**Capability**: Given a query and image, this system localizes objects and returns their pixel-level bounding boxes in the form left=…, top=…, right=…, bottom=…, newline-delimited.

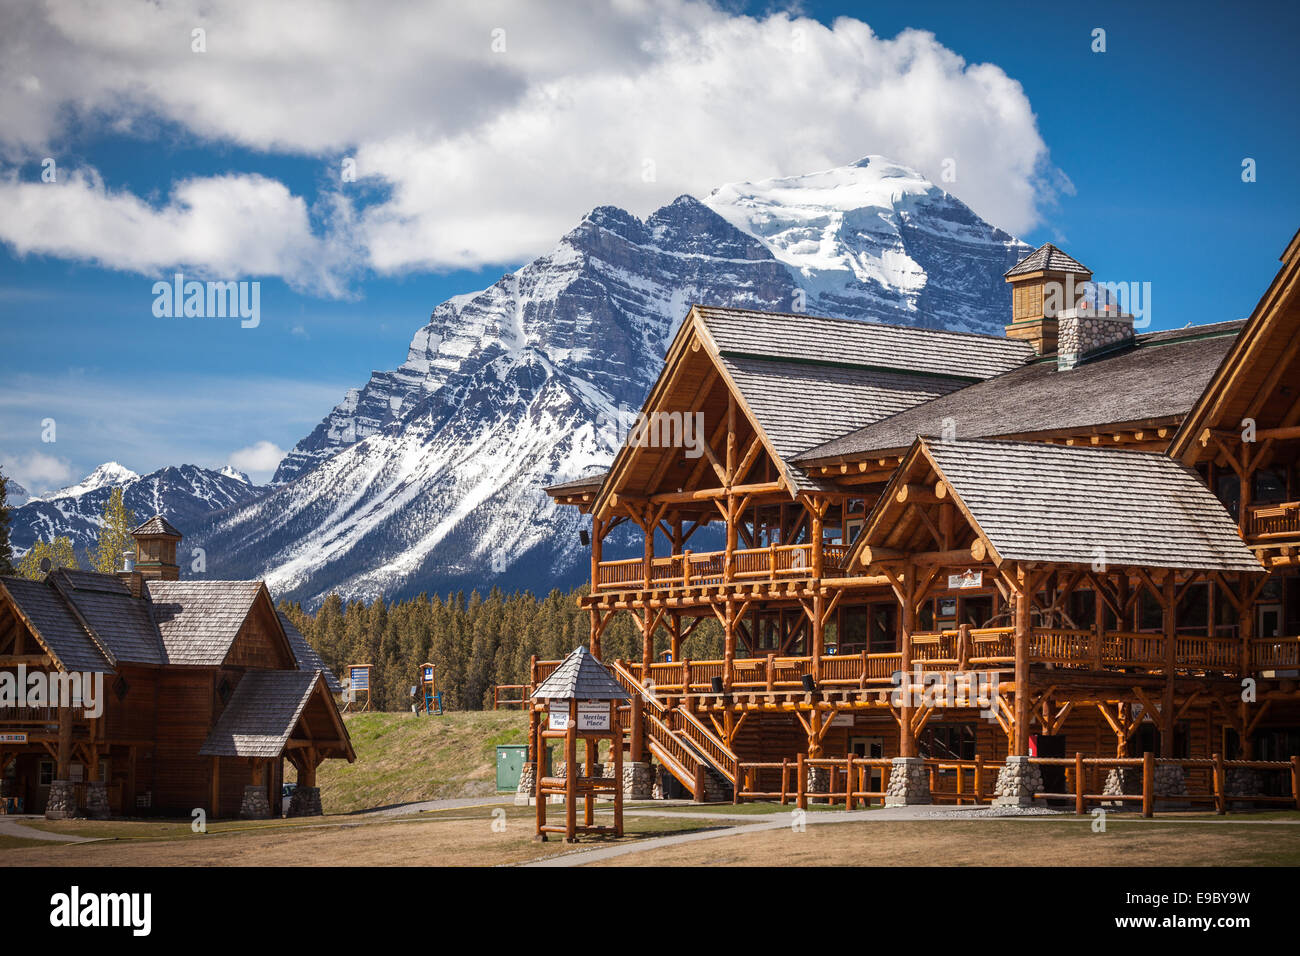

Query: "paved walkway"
left=0, top=816, right=100, bottom=843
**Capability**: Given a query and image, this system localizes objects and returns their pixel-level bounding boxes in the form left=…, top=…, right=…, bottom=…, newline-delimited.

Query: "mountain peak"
left=38, top=461, right=139, bottom=501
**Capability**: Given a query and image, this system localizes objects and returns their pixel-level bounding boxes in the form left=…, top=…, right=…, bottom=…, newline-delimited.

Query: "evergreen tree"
left=92, top=487, right=137, bottom=573
left=0, top=468, right=13, bottom=576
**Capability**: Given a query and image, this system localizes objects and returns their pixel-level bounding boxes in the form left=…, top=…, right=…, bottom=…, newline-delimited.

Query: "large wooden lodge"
left=0, top=518, right=353, bottom=819
left=543, top=232, right=1300, bottom=805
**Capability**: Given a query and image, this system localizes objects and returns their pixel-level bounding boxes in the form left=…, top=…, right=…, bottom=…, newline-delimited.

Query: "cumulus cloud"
left=0, top=0, right=1060, bottom=286
left=228, top=440, right=287, bottom=482
left=1, top=450, right=74, bottom=495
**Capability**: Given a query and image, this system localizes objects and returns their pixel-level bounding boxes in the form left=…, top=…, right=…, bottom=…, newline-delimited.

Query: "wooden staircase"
left=609, top=660, right=737, bottom=801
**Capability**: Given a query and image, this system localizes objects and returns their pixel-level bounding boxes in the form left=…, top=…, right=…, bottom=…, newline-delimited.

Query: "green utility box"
left=496, top=744, right=529, bottom=792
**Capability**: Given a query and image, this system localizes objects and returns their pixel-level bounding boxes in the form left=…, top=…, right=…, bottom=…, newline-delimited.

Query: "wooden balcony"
left=1247, top=500, right=1300, bottom=541
left=534, top=629, right=1300, bottom=692
left=594, top=542, right=852, bottom=592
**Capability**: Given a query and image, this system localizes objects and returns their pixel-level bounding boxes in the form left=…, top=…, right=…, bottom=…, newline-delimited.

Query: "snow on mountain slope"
left=10, top=463, right=264, bottom=559
left=192, top=157, right=1029, bottom=607
left=704, top=156, right=1026, bottom=332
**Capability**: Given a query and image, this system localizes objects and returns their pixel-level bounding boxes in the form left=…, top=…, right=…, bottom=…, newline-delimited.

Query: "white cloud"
left=228, top=440, right=287, bottom=482
left=0, top=169, right=355, bottom=294
left=0, top=0, right=1061, bottom=284
left=1, top=450, right=74, bottom=495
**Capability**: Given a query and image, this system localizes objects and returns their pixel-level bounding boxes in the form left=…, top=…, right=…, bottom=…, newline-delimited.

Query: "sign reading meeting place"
left=548, top=700, right=611, bottom=731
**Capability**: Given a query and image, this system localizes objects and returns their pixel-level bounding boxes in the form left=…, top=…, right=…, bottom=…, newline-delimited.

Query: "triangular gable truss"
left=593, top=306, right=794, bottom=522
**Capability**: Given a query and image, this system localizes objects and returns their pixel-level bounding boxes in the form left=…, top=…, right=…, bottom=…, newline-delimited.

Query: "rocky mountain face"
left=9, top=463, right=260, bottom=562
left=186, top=157, right=1028, bottom=606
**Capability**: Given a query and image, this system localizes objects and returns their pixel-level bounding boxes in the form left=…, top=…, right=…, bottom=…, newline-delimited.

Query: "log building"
left=543, top=231, right=1300, bottom=805
left=0, top=517, right=354, bottom=819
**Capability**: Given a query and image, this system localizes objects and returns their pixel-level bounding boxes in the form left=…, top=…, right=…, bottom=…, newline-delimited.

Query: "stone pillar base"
left=623, top=761, right=653, bottom=799
left=885, top=757, right=931, bottom=806
left=84, top=781, right=111, bottom=819
left=993, top=756, right=1044, bottom=807
left=287, top=785, right=322, bottom=817
left=514, top=762, right=537, bottom=806
left=44, top=780, right=77, bottom=820
left=806, top=764, right=831, bottom=805
left=239, top=784, right=271, bottom=819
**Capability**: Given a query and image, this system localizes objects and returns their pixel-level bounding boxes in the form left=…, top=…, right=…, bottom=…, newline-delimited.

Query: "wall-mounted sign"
left=548, top=707, right=570, bottom=731
left=948, top=570, right=983, bottom=590
left=349, top=666, right=370, bottom=690
left=577, top=700, right=610, bottom=731
left=830, top=713, right=854, bottom=727
left=0, top=732, right=27, bottom=744
left=422, top=666, right=434, bottom=682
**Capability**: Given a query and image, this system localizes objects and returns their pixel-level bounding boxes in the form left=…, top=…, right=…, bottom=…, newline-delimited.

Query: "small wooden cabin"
left=0, top=518, right=353, bottom=819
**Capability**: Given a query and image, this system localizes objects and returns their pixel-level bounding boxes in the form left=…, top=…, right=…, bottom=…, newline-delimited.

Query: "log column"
left=1013, top=566, right=1031, bottom=757
left=899, top=566, right=916, bottom=759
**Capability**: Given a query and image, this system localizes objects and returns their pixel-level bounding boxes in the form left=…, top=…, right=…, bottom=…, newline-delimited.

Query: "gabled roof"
left=131, top=515, right=182, bottom=537
left=798, top=322, right=1242, bottom=462
left=145, top=580, right=266, bottom=666
left=277, top=611, right=341, bottom=693
left=857, top=438, right=1262, bottom=573
left=591, top=305, right=1035, bottom=509
left=0, top=577, right=113, bottom=673
left=199, top=670, right=352, bottom=759
left=49, top=569, right=164, bottom=665
left=532, top=645, right=629, bottom=700
left=1004, top=242, right=1091, bottom=278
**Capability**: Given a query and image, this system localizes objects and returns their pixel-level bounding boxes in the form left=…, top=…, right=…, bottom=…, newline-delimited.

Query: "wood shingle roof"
left=278, top=611, right=341, bottom=693
left=145, top=580, right=264, bottom=666
left=199, top=670, right=324, bottom=758
left=0, top=576, right=113, bottom=673
left=797, top=322, right=1242, bottom=462
left=914, top=438, right=1263, bottom=573
left=1003, top=242, right=1091, bottom=278
left=531, top=645, right=629, bottom=700
left=130, top=515, right=182, bottom=537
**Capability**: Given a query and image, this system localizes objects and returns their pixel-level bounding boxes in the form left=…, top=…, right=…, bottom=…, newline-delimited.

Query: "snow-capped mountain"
left=2, top=477, right=28, bottom=506
left=10, top=463, right=264, bottom=560
left=33, top=462, right=139, bottom=502
left=191, top=157, right=1028, bottom=607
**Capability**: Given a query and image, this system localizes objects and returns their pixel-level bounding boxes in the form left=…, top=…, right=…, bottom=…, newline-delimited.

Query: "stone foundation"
left=1154, top=763, right=1187, bottom=798
left=623, top=761, right=653, bottom=799
left=993, top=756, right=1044, bottom=807
left=84, top=781, right=111, bottom=819
left=1226, top=768, right=1263, bottom=809
left=1102, top=767, right=1142, bottom=807
left=885, top=757, right=931, bottom=806
left=514, top=761, right=537, bottom=806
left=45, top=780, right=77, bottom=820
left=239, top=784, right=271, bottom=820
left=286, top=785, right=322, bottom=817
left=806, top=764, right=831, bottom=805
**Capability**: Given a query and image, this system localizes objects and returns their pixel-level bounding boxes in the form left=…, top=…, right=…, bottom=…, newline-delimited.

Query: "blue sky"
left=0, top=0, right=1296, bottom=492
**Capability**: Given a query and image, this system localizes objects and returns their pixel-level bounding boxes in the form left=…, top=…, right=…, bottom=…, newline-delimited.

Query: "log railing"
left=1252, top=637, right=1300, bottom=670
left=1247, top=500, right=1300, bottom=540
left=594, top=541, right=853, bottom=591
left=677, top=709, right=739, bottom=784
left=1030, top=752, right=1300, bottom=817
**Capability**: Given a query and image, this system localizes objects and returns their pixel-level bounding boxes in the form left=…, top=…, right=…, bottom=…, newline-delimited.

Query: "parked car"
left=281, top=783, right=297, bottom=815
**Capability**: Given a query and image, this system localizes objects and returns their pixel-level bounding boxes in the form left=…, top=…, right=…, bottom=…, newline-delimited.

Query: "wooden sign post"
left=416, top=662, right=442, bottom=715
left=529, top=646, right=629, bottom=842
left=343, top=663, right=372, bottom=713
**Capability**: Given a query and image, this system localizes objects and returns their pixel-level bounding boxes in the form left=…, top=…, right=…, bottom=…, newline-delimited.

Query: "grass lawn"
left=594, top=814, right=1300, bottom=867
left=0, top=804, right=720, bottom=867
left=311, top=710, right=529, bottom=813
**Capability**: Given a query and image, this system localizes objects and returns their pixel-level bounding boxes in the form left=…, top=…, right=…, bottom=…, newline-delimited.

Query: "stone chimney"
left=129, top=515, right=183, bottom=582
left=1056, top=305, right=1134, bottom=371
left=1003, top=243, right=1093, bottom=356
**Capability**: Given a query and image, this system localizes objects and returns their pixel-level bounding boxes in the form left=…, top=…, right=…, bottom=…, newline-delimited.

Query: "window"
left=1176, top=583, right=1209, bottom=635
left=1215, top=470, right=1240, bottom=519
left=1253, top=467, right=1288, bottom=505
left=218, top=677, right=233, bottom=705
left=841, top=607, right=868, bottom=655
left=38, top=761, right=54, bottom=787
left=113, top=676, right=130, bottom=701
left=868, top=604, right=898, bottom=653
